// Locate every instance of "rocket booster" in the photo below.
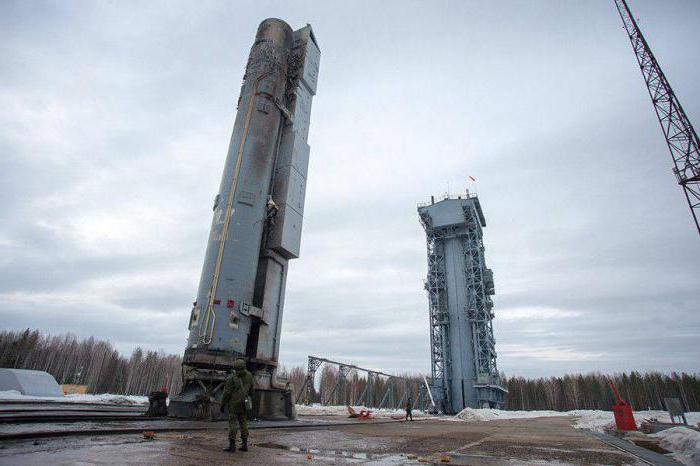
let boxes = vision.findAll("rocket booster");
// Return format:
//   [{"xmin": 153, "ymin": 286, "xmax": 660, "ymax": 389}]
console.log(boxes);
[
  {"xmin": 179, "ymin": 18, "xmax": 319, "ymax": 395},
  {"xmin": 189, "ymin": 19, "xmax": 291, "ymax": 354}
]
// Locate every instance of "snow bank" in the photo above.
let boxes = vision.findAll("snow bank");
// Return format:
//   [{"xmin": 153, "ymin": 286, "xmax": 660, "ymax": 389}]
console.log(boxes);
[
  {"xmin": 0, "ymin": 390, "xmax": 148, "ymax": 405},
  {"xmin": 454, "ymin": 408, "xmax": 565, "ymax": 422},
  {"xmin": 451, "ymin": 408, "xmax": 700, "ymax": 463},
  {"xmin": 451, "ymin": 408, "xmax": 700, "ymax": 432},
  {"xmin": 650, "ymin": 426, "xmax": 700, "ymax": 466},
  {"xmin": 295, "ymin": 404, "xmax": 427, "ymax": 419},
  {"xmin": 571, "ymin": 410, "xmax": 700, "ymax": 432},
  {"xmin": 568, "ymin": 410, "xmax": 616, "ymax": 431},
  {"xmin": 64, "ymin": 393, "xmax": 149, "ymax": 405}
]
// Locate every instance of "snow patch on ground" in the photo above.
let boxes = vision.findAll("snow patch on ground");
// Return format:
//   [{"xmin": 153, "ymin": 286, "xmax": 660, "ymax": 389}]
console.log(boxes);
[
  {"xmin": 453, "ymin": 408, "xmax": 564, "ymax": 422},
  {"xmin": 452, "ymin": 408, "xmax": 700, "ymax": 465},
  {"xmin": 295, "ymin": 404, "xmax": 427, "ymax": 419},
  {"xmin": 570, "ymin": 410, "xmax": 700, "ymax": 432},
  {"xmin": 568, "ymin": 410, "xmax": 616, "ymax": 431},
  {"xmin": 650, "ymin": 427, "xmax": 700, "ymax": 466},
  {"xmin": 0, "ymin": 390, "xmax": 148, "ymax": 405},
  {"xmin": 65, "ymin": 393, "xmax": 149, "ymax": 405},
  {"xmin": 452, "ymin": 408, "xmax": 700, "ymax": 432}
]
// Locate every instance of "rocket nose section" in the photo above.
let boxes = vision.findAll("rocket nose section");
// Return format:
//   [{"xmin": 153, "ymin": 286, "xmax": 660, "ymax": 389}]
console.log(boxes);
[
  {"xmin": 256, "ymin": 18, "xmax": 293, "ymax": 44},
  {"xmin": 259, "ymin": 17, "xmax": 290, "ymax": 27}
]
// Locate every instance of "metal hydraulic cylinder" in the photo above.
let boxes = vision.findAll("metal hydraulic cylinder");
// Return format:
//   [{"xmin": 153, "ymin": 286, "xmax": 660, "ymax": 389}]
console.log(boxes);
[{"xmin": 170, "ymin": 19, "xmax": 319, "ymax": 420}]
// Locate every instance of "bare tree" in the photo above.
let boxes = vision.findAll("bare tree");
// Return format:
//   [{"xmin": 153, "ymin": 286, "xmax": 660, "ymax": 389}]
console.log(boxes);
[{"xmin": 0, "ymin": 329, "xmax": 183, "ymax": 396}]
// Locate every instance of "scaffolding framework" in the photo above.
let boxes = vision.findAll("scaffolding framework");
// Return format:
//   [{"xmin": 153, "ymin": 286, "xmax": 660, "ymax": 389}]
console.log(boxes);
[
  {"xmin": 296, "ymin": 356, "xmax": 435, "ymax": 412},
  {"xmin": 462, "ymin": 203, "xmax": 498, "ymax": 378},
  {"xmin": 419, "ymin": 194, "xmax": 506, "ymax": 413},
  {"xmin": 421, "ymin": 223, "xmax": 453, "ymax": 411}
]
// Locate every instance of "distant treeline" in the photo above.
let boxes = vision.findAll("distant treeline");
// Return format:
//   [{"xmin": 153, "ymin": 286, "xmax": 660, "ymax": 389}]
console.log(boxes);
[
  {"xmin": 0, "ymin": 329, "xmax": 182, "ymax": 396},
  {"xmin": 284, "ymin": 365, "xmax": 700, "ymax": 412},
  {"xmin": 2, "ymin": 329, "xmax": 698, "ymax": 412},
  {"xmin": 503, "ymin": 372, "xmax": 700, "ymax": 412}
]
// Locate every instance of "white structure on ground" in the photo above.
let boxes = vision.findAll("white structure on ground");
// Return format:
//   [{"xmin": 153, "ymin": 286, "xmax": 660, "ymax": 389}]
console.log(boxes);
[{"xmin": 0, "ymin": 369, "xmax": 63, "ymax": 397}]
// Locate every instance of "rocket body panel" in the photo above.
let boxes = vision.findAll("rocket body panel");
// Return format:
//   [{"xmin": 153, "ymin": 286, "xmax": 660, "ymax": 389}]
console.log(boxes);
[
  {"xmin": 251, "ymin": 252, "xmax": 288, "ymax": 361},
  {"xmin": 253, "ymin": 25, "xmax": 319, "ymax": 361},
  {"xmin": 268, "ymin": 26, "xmax": 319, "ymax": 260},
  {"xmin": 172, "ymin": 19, "xmax": 318, "ymax": 421},
  {"xmin": 186, "ymin": 19, "xmax": 293, "ymax": 355}
]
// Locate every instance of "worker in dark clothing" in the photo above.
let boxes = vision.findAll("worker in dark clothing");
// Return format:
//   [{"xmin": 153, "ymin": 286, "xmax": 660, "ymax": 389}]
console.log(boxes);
[
  {"xmin": 405, "ymin": 396, "xmax": 413, "ymax": 421},
  {"xmin": 220, "ymin": 358, "xmax": 255, "ymax": 452}
]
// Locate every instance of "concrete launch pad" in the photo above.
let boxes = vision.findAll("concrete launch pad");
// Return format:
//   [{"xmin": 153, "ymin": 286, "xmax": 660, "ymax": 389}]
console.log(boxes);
[{"xmin": 0, "ymin": 416, "xmax": 657, "ymax": 465}]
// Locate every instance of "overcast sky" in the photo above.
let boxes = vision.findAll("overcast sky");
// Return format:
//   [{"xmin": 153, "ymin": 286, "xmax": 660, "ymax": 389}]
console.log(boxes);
[{"xmin": 1, "ymin": 1, "xmax": 698, "ymax": 378}]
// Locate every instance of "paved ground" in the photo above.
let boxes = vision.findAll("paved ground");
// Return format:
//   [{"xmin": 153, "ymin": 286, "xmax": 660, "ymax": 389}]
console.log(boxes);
[{"xmin": 0, "ymin": 416, "xmax": 647, "ymax": 465}]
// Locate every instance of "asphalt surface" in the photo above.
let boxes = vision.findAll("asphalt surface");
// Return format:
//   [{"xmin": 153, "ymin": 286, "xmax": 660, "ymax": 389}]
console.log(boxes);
[{"xmin": 0, "ymin": 416, "xmax": 655, "ymax": 465}]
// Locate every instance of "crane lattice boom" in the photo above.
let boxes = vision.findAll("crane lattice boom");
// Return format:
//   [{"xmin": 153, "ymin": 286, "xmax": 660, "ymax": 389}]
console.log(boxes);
[{"xmin": 615, "ymin": 0, "xmax": 700, "ymax": 237}]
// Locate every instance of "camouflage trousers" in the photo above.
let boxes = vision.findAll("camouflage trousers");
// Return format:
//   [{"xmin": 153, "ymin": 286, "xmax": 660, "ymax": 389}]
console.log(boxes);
[{"xmin": 228, "ymin": 411, "xmax": 248, "ymax": 440}]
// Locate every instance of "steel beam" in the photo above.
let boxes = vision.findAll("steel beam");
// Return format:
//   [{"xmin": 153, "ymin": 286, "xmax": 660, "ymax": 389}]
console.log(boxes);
[
  {"xmin": 378, "ymin": 377, "xmax": 395, "ymax": 409},
  {"xmin": 304, "ymin": 356, "xmax": 418, "ymax": 409},
  {"xmin": 615, "ymin": 0, "xmax": 700, "ymax": 237}
]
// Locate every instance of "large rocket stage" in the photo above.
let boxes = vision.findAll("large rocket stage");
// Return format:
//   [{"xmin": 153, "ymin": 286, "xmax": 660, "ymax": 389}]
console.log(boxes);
[{"xmin": 169, "ymin": 18, "xmax": 319, "ymax": 420}]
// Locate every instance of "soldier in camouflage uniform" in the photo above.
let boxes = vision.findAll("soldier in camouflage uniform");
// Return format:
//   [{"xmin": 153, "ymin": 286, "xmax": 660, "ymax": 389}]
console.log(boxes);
[{"xmin": 220, "ymin": 358, "xmax": 254, "ymax": 452}]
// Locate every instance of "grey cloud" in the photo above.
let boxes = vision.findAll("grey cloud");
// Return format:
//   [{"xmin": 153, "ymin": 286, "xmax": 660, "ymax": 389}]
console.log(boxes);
[{"xmin": 1, "ymin": 0, "xmax": 698, "ymax": 379}]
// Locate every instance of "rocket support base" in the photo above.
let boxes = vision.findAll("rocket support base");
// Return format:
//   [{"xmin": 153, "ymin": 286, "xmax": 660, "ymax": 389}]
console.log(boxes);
[{"xmin": 169, "ymin": 383, "xmax": 296, "ymax": 421}]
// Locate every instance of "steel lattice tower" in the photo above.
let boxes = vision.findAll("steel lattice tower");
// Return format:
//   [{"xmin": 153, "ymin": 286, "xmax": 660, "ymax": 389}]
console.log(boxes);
[
  {"xmin": 419, "ymin": 194, "xmax": 506, "ymax": 413},
  {"xmin": 615, "ymin": 0, "xmax": 700, "ymax": 237}
]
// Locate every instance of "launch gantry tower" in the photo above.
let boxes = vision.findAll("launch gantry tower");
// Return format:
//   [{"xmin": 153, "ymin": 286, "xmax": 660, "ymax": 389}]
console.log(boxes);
[{"xmin": 419, "ymin": 194, "xmax": 506, "ymax": 413}]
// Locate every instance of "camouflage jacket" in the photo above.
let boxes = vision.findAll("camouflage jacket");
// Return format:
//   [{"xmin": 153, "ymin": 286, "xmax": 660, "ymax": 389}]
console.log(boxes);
[{"xmin": 221, "ymin": 369, "xmax": 254, "ymax": 413}]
